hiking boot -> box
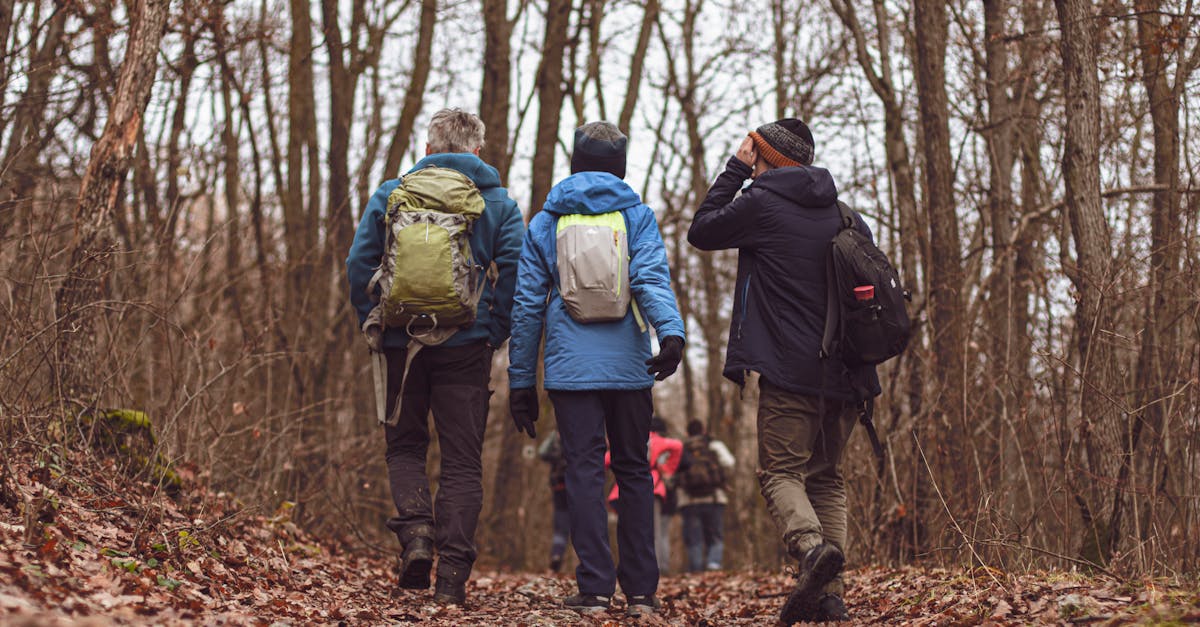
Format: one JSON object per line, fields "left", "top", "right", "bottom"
{"left": 397, "top": 537, "right": 433, "bottom": 590}
{"left": 814, "top": 593, "right": 850, "bottom": 622}
{"left": 550, "top": 554, "right": 564, "bottom": 572}
{"left": 779, "top": 542, "right": 845, "bottom": 625}
{"left": 432, "top": 577, "right": 466, "bottom": 605}
{"left": 563, "top": 593, "right": 611, "bottom": 614}
{"left": 625, "top": 594, "right": 662, "bottom": 618}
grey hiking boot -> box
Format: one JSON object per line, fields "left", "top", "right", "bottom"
{"left": 563, "top": 593, "right": 611, "bottom": 614}
{"left": 397, "top": 537, "right": 433, "bottom": 590}
{"left": 779, "top": 542, "right": 845, "bottom": 625}
{"left": 625, "top": 594, "right": 662, "bottom": 618}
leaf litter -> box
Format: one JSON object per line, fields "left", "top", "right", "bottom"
{"left": 1, "top": 448, "right": 1197, "bottom": 625}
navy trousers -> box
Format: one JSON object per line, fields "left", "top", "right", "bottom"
{"left": 549, "top": 388, "right": 657, "bottom": 597}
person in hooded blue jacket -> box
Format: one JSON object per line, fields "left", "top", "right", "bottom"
{"left": 688, "top": 120, "right": 880, "bottom": 624}
{"left": 507, "top": 122, "right": 685, "bottom": 618}
{"left": 345, "top": 109, "right": 525, "bottom": 606}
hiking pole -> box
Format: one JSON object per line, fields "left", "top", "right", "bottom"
{"left": 858, "top": 397, "right": 885, "bottom": 460}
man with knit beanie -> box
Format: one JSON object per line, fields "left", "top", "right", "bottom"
{"left": 688, "top": 119, "right": 880, "bottom": 624}
{"left": 508, "top": 121, "right": 686, "bottom": 618}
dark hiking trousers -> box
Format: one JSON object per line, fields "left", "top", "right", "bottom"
{"left": 383, "top": 340, "right": 492, "bottom": 584}
{"left": 549, "top": 388, "right": 657, "bottom": 598}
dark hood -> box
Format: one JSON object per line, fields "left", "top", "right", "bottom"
{"left": 751, "top": 165, "right": 838, "bottom": 207}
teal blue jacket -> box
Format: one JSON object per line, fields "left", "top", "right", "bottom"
{"left": 345, "top": 153, "right": 525, "bottom": 348}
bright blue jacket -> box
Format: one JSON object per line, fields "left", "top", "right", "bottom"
{"left": 345, "top": 153, "right": 525, "bottom": 349}
{"left": 508, "top": 172, "right": 686, "bottom": 390}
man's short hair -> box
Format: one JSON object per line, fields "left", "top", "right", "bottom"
{"left": 687, "top": 420, "right": 705, "bottom": 437}
{"left": 427, "top": 109, "right": 486, "bottom": 154}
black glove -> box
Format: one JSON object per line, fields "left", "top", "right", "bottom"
{"left": 645, "top": 335, "right": 684, "bottom": 381}
{"left": 509, "top": 387, "right": 539, "bottom": 439}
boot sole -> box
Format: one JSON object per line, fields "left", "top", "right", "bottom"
{"left": 565, "top": 605, "right": 609, "bottom": 614}
{"left": 780, "top": 548, "right": 845, "bottom": 625}
{"left": 397, "top": 554, "right": 433, "bottom": 590}
{"left": 626, "top": 605, "right": 658, "bottom": 618}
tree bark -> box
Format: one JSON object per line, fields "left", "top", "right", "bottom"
{"left": 913, "top": 0, "right": 969, "bottom": 532}
{"left": 385, "top": 0, "right": 437, "bottom": 178}
{"left": 617, "top": 0, "right": 658, "bottom": 134}
{"left": 528, "top": 0, "right": 573, "bottom": 218}
{"left": 54, "top": 0, "right": 170, "bottom": 406}
{"left": 480, "top": 0, "right": 514, "bottom": 180}
{"left": 1054, "top": 0, "right": 1120, "bottom": 565}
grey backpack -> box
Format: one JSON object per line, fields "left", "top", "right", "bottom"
{"left": 556, "top": 212, "right": 643, "bottom": 327}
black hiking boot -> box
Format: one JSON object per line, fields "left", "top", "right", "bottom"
{"left": 779, "top": 542, "right": 845, "bottom": 625}
{"left": 563, "top": 593, "right": 611, "bottom": 614}
{"left": 432, "top": 577, "right": 467, "bottom": 605}
{"left": 625, "top": 594, "right": 662, "bottom": 618}
{"left": 550, "top": 554, "right": 564, "bottom": 572}
{"left": 813, "top": 593, "right": 850, "bottom": 622}
{"left": 397, "top": 537, "right": 433, "bottom": 590}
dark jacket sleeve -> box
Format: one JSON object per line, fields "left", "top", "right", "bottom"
{"left": 487, "top": 197, "right": 526, "bottom": 347}
{"left": 687, "top": 157, "right": 761, "bottom": 251}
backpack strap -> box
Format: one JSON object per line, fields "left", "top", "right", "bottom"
{"left": 835, "top": 200, "right": 856, "bottom": 230}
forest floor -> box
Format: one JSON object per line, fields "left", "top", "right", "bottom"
{"left": 2, "top": 446, "right": 1198, "bottom": 626}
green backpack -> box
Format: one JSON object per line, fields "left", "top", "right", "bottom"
{"left": 368, "top": 166, "right": 486, "bottom": 343}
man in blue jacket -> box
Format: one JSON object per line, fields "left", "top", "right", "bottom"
{"left": 688, "top": 120, "right": 879, "bottom": 624}
{"left": 345, "top": 109, "right": 524, "bottom": 605}
{"left": 507, "top": 122, "right": 685, "bottom": 618}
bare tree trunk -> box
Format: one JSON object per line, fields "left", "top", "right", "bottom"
{"left": 0, "top": 7, "right": 67, "bottom": 243}
{"left": 981, "top": 0, "right": 1017, "bottom": 495}
{"left": 214, "top": 6, "right": 245, "bottom": 337}
{"left": 528, "top": 0, "right": 573, "bottom": 217}
{"left": 480, "top": 0, "right": 514, "bottom": 180}
{"left": 54, "top": 0, "right": 170, "bottom": 407}
{"left": 913, "top": 0, "right": 969, "bottom": 539}
{"left": 385, "top": 0, "right": 437, "bottom": 178}
{"left": 1119, "top": 0, "right": 1193, "bottom": 560}
{"left": 617, "top": 0, "right": 658, "bottom": 134}
{"left": 1054, "top": 0, "right": 1119, "bottom": 565}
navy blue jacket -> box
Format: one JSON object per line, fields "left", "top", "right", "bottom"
{"left": 688, "top": 157, "right": 880, "bottom": 401}
{"left": 509, "top": 172, "right": 686, "bottom": 390}
{"left": 345, "top": 153, "right": 525, "bottom": 349}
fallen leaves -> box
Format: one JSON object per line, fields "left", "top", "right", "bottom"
{"left": 2, "top": 446, "right": 1199, "bottom": 625}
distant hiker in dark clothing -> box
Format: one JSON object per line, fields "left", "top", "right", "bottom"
{"left": 346, "top": 109, "right": 525, "bottom": 606}
{"left": 688, "top": 119, "right": 880, "bottom": 624}
{"left": 677, "top": 419, "right": 735, "bottom": 572}
{"left": 538, "top": 430, "right": 570, "bottom": 572}
{"left": 508, "top": 121, "right": 686, "bottom": 618}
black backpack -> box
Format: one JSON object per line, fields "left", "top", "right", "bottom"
{"left": 819, "top": 201, "right": 911, "bottom": 369}
{"left": 680, "top": 436, "right": 726, "bottom": 497}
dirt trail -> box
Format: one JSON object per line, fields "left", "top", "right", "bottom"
{"left": 2, "top": 453, "right": 1196, "bottom": 625}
